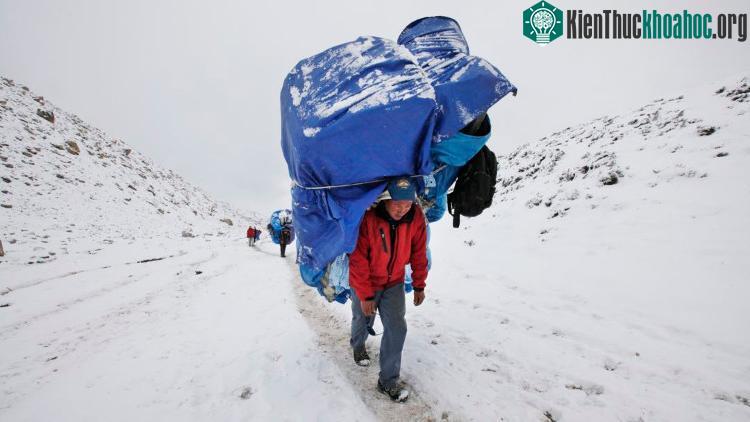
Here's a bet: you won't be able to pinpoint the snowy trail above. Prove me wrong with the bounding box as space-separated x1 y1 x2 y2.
3 236 748 421
3 251 187 294
285 255 440 421
0 238 376 421
0 250 212 336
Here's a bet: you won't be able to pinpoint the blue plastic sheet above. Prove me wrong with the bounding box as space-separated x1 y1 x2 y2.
268 209 295 245
280 18 516 302
281 36 437 271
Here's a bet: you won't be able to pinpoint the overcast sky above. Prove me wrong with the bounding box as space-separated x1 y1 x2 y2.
1 0 748 216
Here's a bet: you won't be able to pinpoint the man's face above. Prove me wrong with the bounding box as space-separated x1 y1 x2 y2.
385 199 413 221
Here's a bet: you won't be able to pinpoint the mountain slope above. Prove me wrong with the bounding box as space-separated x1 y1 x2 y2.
0 77 255 267
1 74 748 421
0 80 381 420
417 75 750 421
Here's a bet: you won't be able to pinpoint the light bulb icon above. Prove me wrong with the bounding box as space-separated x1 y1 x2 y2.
523 1 562 44
530 8 556 43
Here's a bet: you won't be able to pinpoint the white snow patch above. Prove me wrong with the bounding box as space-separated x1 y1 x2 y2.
449 61 472 82
303 127 321 137
290 86 302 107
455 101 474 125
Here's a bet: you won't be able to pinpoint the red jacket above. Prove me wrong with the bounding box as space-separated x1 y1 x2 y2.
349 202 428 301
247 227 256 238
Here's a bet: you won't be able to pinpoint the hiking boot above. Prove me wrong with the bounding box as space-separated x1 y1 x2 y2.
353 348 371 367
377 380 409 403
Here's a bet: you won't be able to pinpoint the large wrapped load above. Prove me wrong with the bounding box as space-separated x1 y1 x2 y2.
268 209 295 245
280 18 516 302
281 36 438 301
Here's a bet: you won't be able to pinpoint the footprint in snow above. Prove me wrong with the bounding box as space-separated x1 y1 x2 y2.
544 409 562 422
714 392 750 407
603 358 620 372
475 349 493 358
238 386 253 400
565 383 604 396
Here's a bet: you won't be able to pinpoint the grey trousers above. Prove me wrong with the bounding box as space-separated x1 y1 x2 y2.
351 283 407 389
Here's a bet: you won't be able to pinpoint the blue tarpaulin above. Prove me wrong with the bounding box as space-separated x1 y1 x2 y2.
268 209 295 245
281 36 437 272
280 17 516 302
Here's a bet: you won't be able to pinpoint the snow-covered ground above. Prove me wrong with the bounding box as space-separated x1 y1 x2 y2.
0 238 377 420
2 76 750 421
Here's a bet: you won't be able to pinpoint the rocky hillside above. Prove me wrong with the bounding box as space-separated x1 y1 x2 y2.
424 76 750 421
0 77 252 266
492 76 749 241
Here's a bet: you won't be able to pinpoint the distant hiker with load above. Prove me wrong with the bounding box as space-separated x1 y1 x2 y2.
349 177 428 402
267 209 294 257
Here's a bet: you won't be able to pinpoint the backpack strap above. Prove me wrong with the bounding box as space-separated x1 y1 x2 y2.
446 180 462 228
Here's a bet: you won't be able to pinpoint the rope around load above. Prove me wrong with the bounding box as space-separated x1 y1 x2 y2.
292 165 447 190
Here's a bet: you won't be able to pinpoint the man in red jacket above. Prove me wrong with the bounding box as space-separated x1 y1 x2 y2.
349 177 428 403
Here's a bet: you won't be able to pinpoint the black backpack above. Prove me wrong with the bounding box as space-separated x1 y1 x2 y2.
447 145 498 228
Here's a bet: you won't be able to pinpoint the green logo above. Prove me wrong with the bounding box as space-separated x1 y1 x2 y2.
524 1 564 44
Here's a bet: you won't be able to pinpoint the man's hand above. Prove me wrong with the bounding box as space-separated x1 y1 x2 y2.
413 290 425 306
360 300 376 316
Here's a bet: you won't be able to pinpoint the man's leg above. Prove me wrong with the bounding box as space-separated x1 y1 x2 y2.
377 283 407 389
350 290 373 351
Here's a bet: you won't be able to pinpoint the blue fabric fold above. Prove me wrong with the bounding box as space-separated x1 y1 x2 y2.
397 17 517 142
